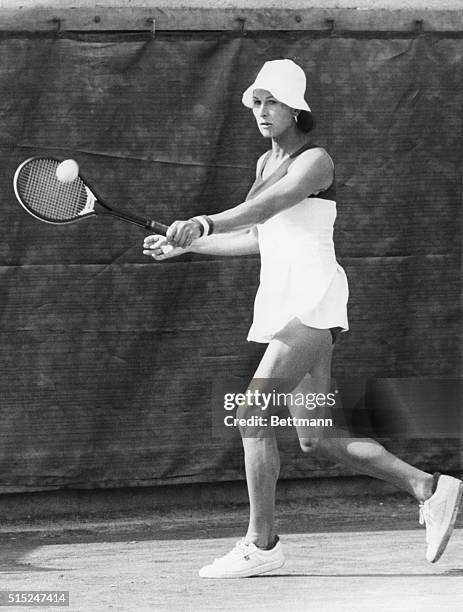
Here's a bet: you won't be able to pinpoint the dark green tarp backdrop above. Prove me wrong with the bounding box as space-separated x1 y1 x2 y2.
0 31 461 491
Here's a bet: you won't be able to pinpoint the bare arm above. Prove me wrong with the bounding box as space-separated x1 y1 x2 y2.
209 148 333 233
166 148 333 246
191 226 259 256
143 226 259 261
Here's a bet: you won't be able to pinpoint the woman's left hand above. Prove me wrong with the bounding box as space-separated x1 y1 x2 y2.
166 219 202 248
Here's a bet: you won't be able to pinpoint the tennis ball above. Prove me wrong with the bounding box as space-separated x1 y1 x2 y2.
56 159 79 183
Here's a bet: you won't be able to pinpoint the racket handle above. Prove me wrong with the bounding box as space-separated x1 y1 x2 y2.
94 200 168 234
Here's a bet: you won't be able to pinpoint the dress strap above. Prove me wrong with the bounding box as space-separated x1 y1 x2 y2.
259 142 315 180
289 142 319 159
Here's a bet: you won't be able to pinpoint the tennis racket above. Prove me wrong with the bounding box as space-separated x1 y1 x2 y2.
13 157 168 234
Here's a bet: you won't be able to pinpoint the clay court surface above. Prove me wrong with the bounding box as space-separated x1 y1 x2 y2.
0 494 462 612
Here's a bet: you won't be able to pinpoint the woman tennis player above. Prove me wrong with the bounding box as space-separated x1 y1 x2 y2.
143 60 462 578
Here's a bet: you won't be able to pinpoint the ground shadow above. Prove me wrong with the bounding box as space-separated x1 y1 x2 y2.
0 538 67 573
253 570 463 578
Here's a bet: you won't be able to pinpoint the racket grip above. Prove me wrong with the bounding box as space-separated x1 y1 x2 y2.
94 200 168 234
148 220 169 235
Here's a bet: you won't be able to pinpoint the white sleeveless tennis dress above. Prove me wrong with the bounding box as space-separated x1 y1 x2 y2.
246 144 349 343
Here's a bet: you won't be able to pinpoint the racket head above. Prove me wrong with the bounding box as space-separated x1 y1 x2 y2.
13 157 95 224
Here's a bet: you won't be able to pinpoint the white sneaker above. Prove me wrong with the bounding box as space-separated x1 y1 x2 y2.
199 537 285 578
419 474 463 563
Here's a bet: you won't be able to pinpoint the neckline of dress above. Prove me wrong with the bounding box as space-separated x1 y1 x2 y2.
261 141 316 180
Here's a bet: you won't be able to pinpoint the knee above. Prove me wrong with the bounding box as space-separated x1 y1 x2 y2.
235 403 268 436
236 403 260 421
299 437 321 456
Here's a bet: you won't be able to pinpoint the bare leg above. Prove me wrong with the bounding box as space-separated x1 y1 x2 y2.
239 319 332 548
316 430 433 501
288 359 434 503
241 318 434 550
240 427 280 548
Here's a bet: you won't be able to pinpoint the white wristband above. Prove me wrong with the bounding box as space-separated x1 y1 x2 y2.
191 215 210 237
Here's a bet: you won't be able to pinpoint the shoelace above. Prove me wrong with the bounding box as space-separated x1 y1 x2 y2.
419 472 441 526
212 539 252 564
419 503 425 526
419 501 436 526
419 501 435 544
235 539 252 560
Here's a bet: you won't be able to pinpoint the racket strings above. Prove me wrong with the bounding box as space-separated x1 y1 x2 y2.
17 159 88 221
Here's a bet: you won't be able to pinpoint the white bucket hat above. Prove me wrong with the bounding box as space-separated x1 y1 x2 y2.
242 59 311 112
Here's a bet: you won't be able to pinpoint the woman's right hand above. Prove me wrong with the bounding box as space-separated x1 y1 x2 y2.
143 234 186 261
